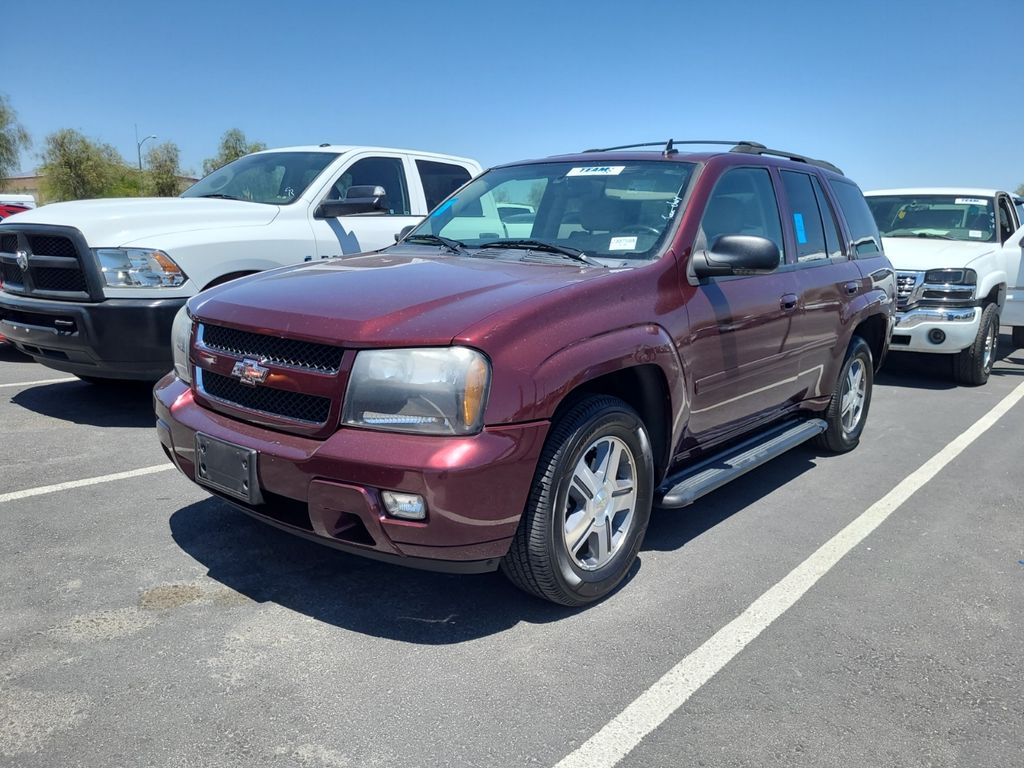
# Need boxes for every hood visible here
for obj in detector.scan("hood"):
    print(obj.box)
[881,237,996,271]
[191,250,613,347]
[1,198,280,247]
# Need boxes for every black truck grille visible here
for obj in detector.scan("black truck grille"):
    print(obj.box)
[200,324,344,374]
[0,227,93,300]
[201,370,332,424]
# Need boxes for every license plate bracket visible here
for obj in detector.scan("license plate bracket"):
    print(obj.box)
[195,433,262,505]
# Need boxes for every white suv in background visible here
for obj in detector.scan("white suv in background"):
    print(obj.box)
[865,188,1022,385]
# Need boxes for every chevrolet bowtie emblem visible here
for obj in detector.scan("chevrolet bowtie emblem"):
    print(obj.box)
[15,250,28,271]
[231,358,270,386]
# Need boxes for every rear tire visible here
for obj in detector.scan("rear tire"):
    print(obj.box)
[815,336,873,454]
[501,395,654,606]
[955,303,999,386]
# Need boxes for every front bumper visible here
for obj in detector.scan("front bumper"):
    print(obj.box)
[154,375,548,572]
[0,291,185,379]
[889,305,980,353]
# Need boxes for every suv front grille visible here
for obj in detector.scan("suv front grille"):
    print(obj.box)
[200,324,344,374]
[200,370,332,424]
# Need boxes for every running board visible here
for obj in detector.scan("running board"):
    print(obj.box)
[656,419,827,508]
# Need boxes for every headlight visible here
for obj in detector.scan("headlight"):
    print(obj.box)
[171,305,193,384]
[342,347,490,435]
[94,248,187,288]
[924,268,976,285]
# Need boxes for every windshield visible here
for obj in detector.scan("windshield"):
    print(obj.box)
[182,151,340,205]
[867,194,996,243]
[407,160,696,263]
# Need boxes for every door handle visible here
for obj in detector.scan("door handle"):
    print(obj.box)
[844,281,859,296]
[780,293,798,311]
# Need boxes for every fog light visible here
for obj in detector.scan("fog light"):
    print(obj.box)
[927,329,946,344]
[381,491,426,520]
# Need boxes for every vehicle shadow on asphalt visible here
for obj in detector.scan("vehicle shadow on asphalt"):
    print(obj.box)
[0,345,34,364]
[878,332,1018,390]
[643,446,817,552]
[11,380,156,428]
[169,498,583,643]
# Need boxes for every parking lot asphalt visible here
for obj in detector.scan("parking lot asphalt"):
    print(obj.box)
[1,337,1021,768]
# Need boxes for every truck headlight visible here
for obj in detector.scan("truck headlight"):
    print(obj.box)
[924,268,976,285]
[342,347,490,435]
[171,305,193,384]
[95,248,187,288]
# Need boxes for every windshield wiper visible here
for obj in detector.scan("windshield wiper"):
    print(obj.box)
[477,238,605,267]
[404,233,469,255]
[195,193,246,201]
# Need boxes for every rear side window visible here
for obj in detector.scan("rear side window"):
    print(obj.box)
[781,171,845,262]
[417,160,472,211]
[830,179,882,257]
[699,167,784,261]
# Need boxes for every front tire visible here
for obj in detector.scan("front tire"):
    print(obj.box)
[955,303,999,386]
[815,336,873,453]
[501,395,654,606]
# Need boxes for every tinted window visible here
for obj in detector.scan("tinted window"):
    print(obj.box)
[183,151,339,205]
[417,160,471,211]
[325,157,410,215]
[699,167,784,261]
[997,195,1017,243]
[831,179,882,256]
[781,171,828,262]
[811,176,844,259]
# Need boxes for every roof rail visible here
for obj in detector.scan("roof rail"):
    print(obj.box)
[583,139,764,154]
[582,139,844,175]
[730,142,844,175]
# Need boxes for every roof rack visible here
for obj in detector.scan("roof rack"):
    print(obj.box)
[730,142,843,175]
[582,139,844,175]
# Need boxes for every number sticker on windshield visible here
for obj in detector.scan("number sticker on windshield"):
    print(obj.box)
[567,166,625,177]
[969,230,985,238]
[609,236,638,250]
[955,197,988,206]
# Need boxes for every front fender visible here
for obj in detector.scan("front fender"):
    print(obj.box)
[526,323,688,445]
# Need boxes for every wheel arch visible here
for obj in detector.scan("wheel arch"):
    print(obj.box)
[851,312,890,373]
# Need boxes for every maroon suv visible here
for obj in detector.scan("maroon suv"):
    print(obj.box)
[155,140,895,606]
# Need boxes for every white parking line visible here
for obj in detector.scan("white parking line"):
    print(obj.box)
[0,465,174,504]
[554,377,1024,768]
[0,377,78,389]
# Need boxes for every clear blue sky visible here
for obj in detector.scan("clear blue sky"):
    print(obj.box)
[8,0,1024,191]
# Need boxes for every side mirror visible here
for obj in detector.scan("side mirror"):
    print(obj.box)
[395,224,415,243]
[315,185,389,218]
[692,235,780,278]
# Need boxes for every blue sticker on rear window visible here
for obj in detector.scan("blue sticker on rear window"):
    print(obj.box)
[431,197,458,217]
[794,212,807,244]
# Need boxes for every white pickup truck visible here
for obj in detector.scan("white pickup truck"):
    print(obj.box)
[0,145,482,380]
[865,188,1023,385]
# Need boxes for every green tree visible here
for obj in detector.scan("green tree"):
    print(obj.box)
[1016,183,1024,197]
[0,94,31,183]
[38,129,135,201]
[146,141,182,196]
[202,129,266,175]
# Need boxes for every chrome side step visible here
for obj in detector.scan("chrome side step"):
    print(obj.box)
[656,419,827,508]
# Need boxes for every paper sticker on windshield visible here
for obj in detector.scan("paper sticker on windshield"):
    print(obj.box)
[969,230,985,238]
[609,236,638,250]
[567,166,625,177]
[955,197,988,206]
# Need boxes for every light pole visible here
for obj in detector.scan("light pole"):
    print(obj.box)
[135,124,157,170]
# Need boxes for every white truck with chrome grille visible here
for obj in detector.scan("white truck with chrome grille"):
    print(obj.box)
[864,188,1022,385]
